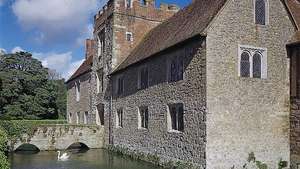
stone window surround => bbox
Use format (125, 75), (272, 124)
(75, 80), (81, 102)
(76, 112), (80, 124)
(238, 44), (267, 79)
(97, 29), (105, 58)
(116, 108), (124, 128)
(68, 113), (72, 123)
(167, 103), (184, 133)
(253, 0), (269, 26)
(140, 0), (147, 6)
(138, 106), (149, 130)
(84, 111), (88, 124)
(126, 32), (133, 42)
(96, 69), (104, 94)
(125, 0), (133, 8)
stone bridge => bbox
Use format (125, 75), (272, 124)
(8, 124), (104, 151)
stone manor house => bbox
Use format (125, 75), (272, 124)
(66, 0), (300, 168)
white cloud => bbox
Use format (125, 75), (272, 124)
(0, 48), (6, 54)
(76, 24), (94, 46)
(12, 0), (100, 43)
(33, 51), (84, 79)
(11, 46), (25, 53)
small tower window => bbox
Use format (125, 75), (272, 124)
(255, 0), (267, 25)
(126, 32), (133, 42)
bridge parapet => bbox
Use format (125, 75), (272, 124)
(9, 124), (104, 151)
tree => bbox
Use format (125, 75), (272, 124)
(0, 52), (66, 120)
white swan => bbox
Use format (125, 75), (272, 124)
(57, 151), (70, 161)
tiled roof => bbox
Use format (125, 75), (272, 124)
(285, 0), (300, 29)
(66, 56), (93, 83)
(284, 0), (300, 45)
(112, 0), (227, 74)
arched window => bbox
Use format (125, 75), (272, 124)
(255, 0), (266, 25)
(240, 51), (250, 77)
(253, 53), (262, 78)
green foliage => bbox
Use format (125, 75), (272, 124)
(0, 128), (9, 169)
(0, 120), (66, 139)
(278, 159), (288, 169)
(235, 152), (288, 169)
(0, 52), (67, 120)
(0, 152), (9, 169)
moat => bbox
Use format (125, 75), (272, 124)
(9, 149), (161, 169)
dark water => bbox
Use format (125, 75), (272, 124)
(10, 149), (161, 169)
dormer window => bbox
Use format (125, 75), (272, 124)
(255, 0), (268, 25)
(125, 0), (132, 8)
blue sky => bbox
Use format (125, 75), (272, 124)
(0, 0), (191, 79)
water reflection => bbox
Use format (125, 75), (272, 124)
(10, 149), (161, 169)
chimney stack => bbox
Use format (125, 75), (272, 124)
(85, 39), (96, 59)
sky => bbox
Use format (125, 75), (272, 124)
(0, 0), (191, 79)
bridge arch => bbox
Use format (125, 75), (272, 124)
(66, 142), (90, 150)
(15, 143), (40, 152)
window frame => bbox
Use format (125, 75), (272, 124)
(125, 0), (132, 8)
(126, 32), (133, 42)
(138, 106), (149, 129)
(84, 111), (88, 124)
(116, 75), (124, 96)
(137, 66), (149, 90)
(254, 0), (269, 26)
(96, 69), (104, 94)
(238, 45), (267, 79)
(97, 29), (105, 58)
(167, 103), (184, 132)
(140, 0), (147, 6)
(75, 81), (80, 102)
(116, 108), (124, 128)
(167, 55), (184, 83)
(76, 112), (80, 124)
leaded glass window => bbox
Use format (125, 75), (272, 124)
(253, 53), (262, 78)
(255, 0), (266, 25)
(240, 52), (250, 77)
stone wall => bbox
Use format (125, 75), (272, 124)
(205, 0), (295, 168)
(66, 73), (93, 124)
(10, 125), (104, 151)
(91, 0), (179, 145)
(291, 99), (300, 168)
(111, 38), (206, 167)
